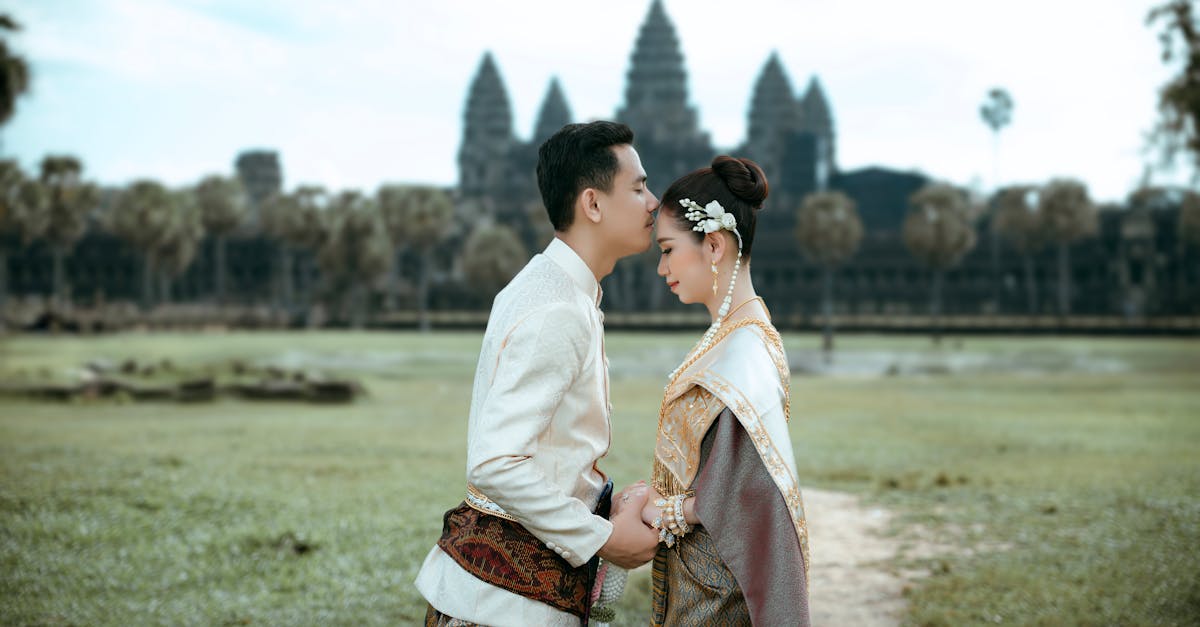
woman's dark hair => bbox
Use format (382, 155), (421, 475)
(658, 155), (769, 258)
(536, 121), (635, 231)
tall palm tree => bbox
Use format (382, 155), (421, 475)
(107, 180), (175, 310)
(377, 184), (413, 310)
(979, 87), (1014, 189)
(39, 155), (97, 306)
(0, 160), (47, 314)
(1147, 1), (1200, 177)
(991, 185), (1045, 314)
(195, 175), (246, 305)
(317, 190), (391, 328)
(0, 14), (31, 141)
(1037, 179), (1096, 316)
(461, 223), (527, 300)
(903, 183), (977, 344)
(153, 189), (204, 304)
(389, 186), (453, 332)
(525, 200), (555, 251)
(795, 190), (862, 361)
(262, 186), (328, 315)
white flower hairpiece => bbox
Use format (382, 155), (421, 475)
(666, 197), (748, 384)
(680, 198), (743, 249)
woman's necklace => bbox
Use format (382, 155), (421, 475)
(666, 296), (768, 385)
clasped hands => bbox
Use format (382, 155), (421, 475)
(596, 481), (681, 569)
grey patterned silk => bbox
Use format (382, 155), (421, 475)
(653, 410), (810, 626)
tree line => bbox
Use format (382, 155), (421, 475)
(0, 158), (531, 330)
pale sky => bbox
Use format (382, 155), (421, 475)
(4, 0), (1194, 203)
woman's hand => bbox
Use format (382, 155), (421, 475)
(641, 486), (664, 528)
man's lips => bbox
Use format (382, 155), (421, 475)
(667, 281), (679, 290)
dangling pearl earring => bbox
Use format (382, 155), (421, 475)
(711, 264), (719, 295)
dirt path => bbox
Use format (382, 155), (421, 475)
(806, 488), (934, 627)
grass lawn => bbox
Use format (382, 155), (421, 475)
(1, 331), (1198, 625)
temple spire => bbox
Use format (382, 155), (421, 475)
(459, 51), (516, 197)
(747, 52), (800, 151)
(461, 51), (513, 147)
(617, 0), (699, 143)
(533, 78), (573, 145)
(799, 76), (836, 170)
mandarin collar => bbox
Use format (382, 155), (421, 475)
(544, 238), (603, 308)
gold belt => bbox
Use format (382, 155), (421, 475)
(465, 484), (517, 521)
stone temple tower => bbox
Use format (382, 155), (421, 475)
(743, 52), (801, 189)
(741, 54), (837, 204)
(234, 149), (282, 230)
(616, 0), (712, 187)
(458, 52), (517, 206)
(798, 76), (836, 179)
(532, 78), (573, 148)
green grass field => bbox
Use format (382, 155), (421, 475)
(1, 331), (1198, 625)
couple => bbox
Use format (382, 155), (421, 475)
(416, 121), (809, 626)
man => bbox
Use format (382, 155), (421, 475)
(416, 121), (661, 626)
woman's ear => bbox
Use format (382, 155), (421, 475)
(706, 231), (728, 265)
(580, 188), (603, 225)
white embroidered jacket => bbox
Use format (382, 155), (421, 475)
(415, 238), (613, 626)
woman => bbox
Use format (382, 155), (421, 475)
(641, 156), (810, 626)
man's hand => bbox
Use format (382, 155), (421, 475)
(597, 483), (659, 569)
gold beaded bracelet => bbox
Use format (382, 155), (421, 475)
(653, 493), (692, 547)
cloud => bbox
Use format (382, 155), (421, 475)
(4, 0), (1190, 201)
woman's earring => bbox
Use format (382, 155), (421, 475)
(711, 264), (719, 295)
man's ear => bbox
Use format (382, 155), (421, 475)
(579, 188), (603, 225)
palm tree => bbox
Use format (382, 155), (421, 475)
(317, 191), (391, 328)
(377, 184), (413, 310)
(525, 200), (555, 251)
(991, 185), (1045, 314)
(1037, 179), (1096, 316)
(461, 223), (527, 300)
(903, 183), (977, 344)
(107, 180), (175, 310)
(39, 155), (97, 306)
(1147, 1), (1199, 177)
(979, 87), (1014, 189)
(152, 189), (204, 304)
(388, 186), (453, 331)
(195, 175), (246, 305)
(262, 186), (328, 315)
(0, 14), (31, 141)
(795, 190), (862, 361)
(0, 160), (47, 314)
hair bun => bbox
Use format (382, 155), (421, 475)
(711, 155), (768, 209)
